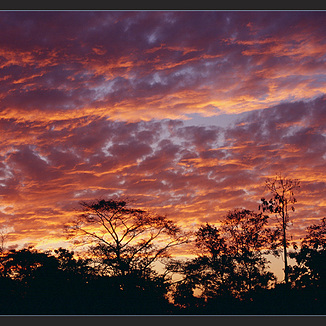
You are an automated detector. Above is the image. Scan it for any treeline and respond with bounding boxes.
[0,175,325,315]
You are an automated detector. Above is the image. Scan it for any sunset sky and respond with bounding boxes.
[0,11,325,262]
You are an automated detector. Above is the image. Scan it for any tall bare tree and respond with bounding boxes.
[260,174,300,285]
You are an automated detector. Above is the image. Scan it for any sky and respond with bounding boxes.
[0,11,325,260]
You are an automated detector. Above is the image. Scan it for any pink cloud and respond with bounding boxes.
[0,12,325,122]
[0,11,325,252]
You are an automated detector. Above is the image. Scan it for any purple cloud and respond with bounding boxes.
[0,11,325,251]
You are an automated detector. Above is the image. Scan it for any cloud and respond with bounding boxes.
[0,11,325,122]
[0,12,325,251]
[1,96,326,242]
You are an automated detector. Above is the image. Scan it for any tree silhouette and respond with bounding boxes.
[260,174,300,285]
[289,217,326,289]
[0,247,57,281]
[66,199,188,279]
[1,187,326,314]
[169,209,276,309]
[221,209,278,293]
[0,247,99,314]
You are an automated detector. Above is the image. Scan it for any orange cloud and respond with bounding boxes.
[0,11,325,259]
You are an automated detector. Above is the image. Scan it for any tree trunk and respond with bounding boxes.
[282,209,288,285]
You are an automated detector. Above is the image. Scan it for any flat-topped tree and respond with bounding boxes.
[66,199,188,279]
